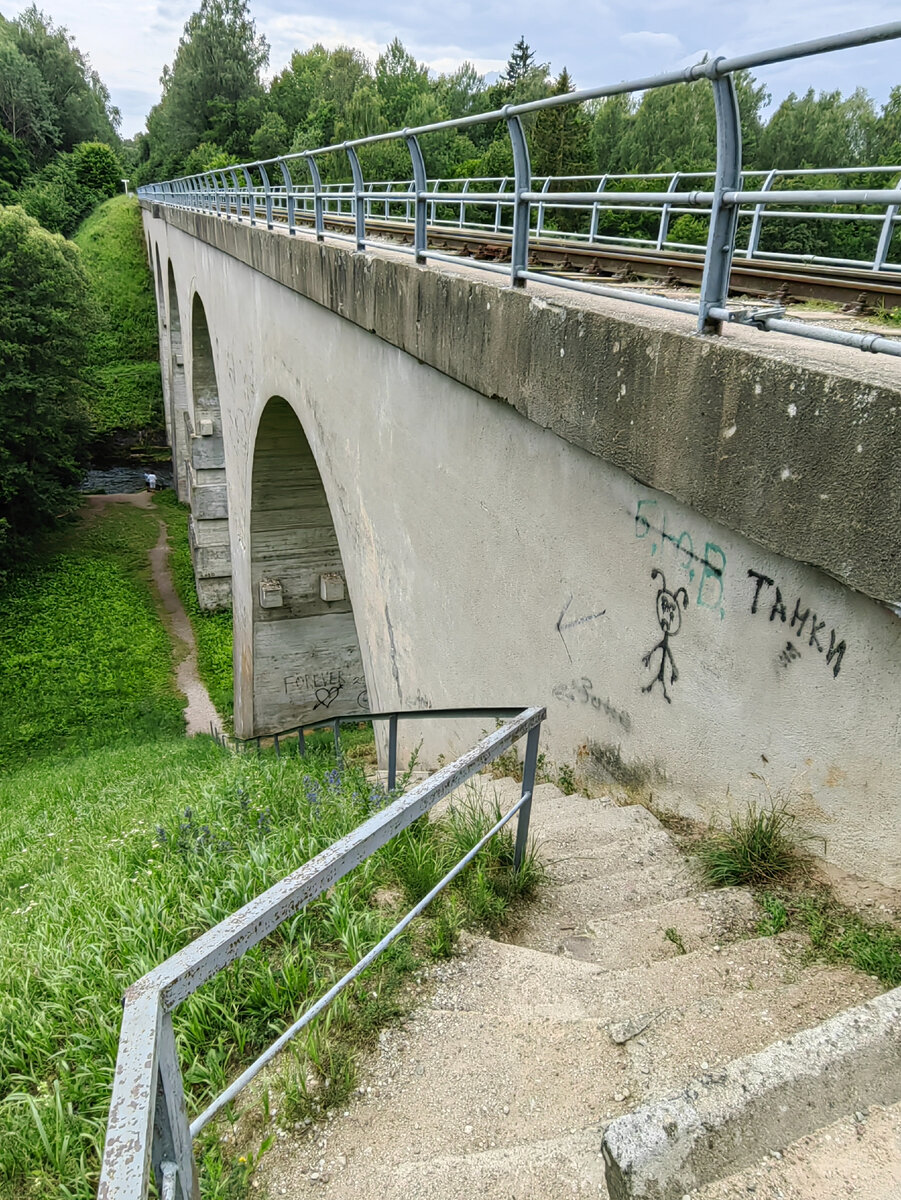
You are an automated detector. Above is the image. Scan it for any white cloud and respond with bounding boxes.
[619,30,683,56]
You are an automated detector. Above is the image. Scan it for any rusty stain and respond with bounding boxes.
[825,764,848,787]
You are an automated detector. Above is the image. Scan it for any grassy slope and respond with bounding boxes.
[73,195,164,437]
[0,502,183,769]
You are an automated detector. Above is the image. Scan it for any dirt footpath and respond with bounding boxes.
[84,493,221,736]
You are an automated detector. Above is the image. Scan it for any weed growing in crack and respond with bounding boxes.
[699,803,799,888]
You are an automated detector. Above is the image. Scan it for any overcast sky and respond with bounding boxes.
[4,0,900,139]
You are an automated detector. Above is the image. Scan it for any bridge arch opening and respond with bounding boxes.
[166,262,189,499]
[187,294,232,609]
[249,397,368,733]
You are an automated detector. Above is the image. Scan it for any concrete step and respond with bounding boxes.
[262,1125,609,1200]
[255,935,880,1195]
[690,1099,901,1200]
[582,888,761,970]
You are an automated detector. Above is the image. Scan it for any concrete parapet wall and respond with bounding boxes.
[142,206,901,888]
[149,204,900,607]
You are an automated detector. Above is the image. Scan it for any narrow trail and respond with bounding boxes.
[84,492,221,736]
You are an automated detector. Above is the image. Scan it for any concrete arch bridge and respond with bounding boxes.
[143,194,901,891]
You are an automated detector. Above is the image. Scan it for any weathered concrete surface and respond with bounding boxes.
[148,203,901,607]
[144,209,901,889]
[601,985,901,1200]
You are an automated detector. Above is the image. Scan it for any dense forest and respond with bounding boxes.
[129,0,901,188]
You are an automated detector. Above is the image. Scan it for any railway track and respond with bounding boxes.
[280,210,901,311]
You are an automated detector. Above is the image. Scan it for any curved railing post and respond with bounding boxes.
[277,159,295,234]
[459,177,470,228]
[656,172,682,249]
[588,175,609,243]
[745,167,777,258]
[698,65,742,333]
[873,171,901,271]
[506,114,532,285]
[258,163,273,230]
[305,154,325,240]
[229,169,243,221]
[536,176,552,238]
[494,176,507,232]
[405,132,427,262]
[242,167,255,226]
[346,144,366,250]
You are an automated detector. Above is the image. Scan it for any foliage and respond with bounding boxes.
[0,205,92,586]
[138,0,268,182]
[0,740,539,1197]
[698,803,799,887]
[0,499,183,767]
[0,6,119,165]
[17,140,122,236]
[154,491,235,717]
[73,194,164,435]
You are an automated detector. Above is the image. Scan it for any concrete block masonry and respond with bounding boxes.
[601,985,901,1200]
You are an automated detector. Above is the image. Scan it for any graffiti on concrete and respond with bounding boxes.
[283,669,369,708]
[642,569,689,704]
[778,641,802,668]
[552,677,632,732]
[747,570,847,677]
[556,593,607,661]
[635,496,726,618]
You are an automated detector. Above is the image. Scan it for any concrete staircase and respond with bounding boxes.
[256,779,887,1199]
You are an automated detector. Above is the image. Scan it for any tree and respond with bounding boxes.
[0,30,57,158]
[140,0,268,179]
[500,36,546,89]
[757,88,878,169]
[250,111,288,160]
[0,205,92,585]
[374,39,429,129]
[10,6,119,156]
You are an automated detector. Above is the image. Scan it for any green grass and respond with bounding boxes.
[154,492,235,718]
[73,195,164,437]
[756,890,900,988]
[698,803,799,888]
[0,502,183,769]
[0,742,540,1199]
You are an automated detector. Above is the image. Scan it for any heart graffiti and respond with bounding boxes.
[314,685,341,709]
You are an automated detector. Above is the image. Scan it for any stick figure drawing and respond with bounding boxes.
[641,569,689,703]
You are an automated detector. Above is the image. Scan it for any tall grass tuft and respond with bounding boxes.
[699,803,799,888]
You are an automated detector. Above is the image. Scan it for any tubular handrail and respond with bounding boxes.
[139,21,901,357]
[99,705,546,1199]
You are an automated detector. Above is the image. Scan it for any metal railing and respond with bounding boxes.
[98,705,545,1199]
[173,165,901,276]
[139,20,901,359]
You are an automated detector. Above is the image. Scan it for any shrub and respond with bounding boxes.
[699,803,798,887]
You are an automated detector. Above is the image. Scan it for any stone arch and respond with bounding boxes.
[248,397,369,733]
[166,262,190,499]
[187,293,232,609]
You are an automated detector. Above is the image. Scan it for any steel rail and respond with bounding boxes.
[99,706,545,1200]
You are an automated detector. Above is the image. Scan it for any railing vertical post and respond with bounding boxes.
[514,723,541,871]
[388,713,399,791]
[656,172,682,249]
[745,167,777,258]
[405,132,428,262]
[346,144,366,250]
[536,176,551,238]
[258,163,273,230]
[152,1012,199,1200]
[506,114,532,286]
[333,719,342,766]
[274,733,280,758]
[873,171,901,270]
[494,175,507,232]
[297,728,305,756]
[242,167,255,225]
[698,66,742,333]
[277,159,295,234]
[459,177,470,227]
[588,175,609,243]
[305,154,325,240]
